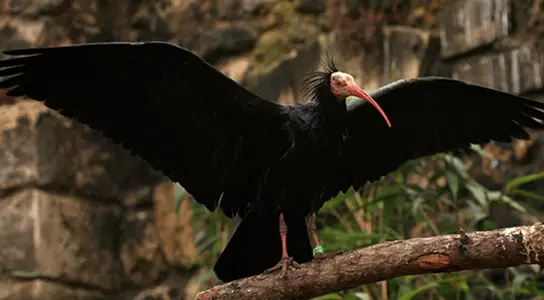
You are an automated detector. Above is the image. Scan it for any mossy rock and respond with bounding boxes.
[247,1,320,86]
[253,30,292,71]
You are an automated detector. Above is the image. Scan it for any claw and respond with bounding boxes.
[264,256,301,278]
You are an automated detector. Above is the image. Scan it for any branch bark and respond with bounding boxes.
[196,223,544,300]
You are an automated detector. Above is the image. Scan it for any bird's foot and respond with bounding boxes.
[264,256,301,279]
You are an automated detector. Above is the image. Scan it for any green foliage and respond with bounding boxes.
[505,172,544,202]
[312,150,544,299]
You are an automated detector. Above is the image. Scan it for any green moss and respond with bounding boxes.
[253,30,291,70]
[271,1,295,19]
[246,1,319,88]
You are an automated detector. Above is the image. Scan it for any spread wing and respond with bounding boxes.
[0,42,291,217]
[346,77,544,188]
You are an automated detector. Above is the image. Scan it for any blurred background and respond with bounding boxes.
[0,0,543,299]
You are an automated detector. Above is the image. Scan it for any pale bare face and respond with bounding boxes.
[330,71,356,99]
[329,70,392,128]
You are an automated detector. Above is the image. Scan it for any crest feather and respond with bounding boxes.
[300,53,339,103]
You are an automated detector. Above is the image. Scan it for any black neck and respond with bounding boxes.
[313,93,348,132]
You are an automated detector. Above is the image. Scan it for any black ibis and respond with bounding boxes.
[0,42,542,283]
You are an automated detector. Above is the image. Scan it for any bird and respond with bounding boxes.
[0,41,542,283]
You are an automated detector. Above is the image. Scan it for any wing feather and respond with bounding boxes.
[346,77,544,188]
[0,42,290,217]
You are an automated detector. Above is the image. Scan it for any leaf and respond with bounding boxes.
[321,190,348,212]
[465,180,488,208]
[411,196,425,216]
[444,154,470,181]
[196,232,220,255]
[466,201,489,229]
[367,185,405,208]
[497,194,527,213]
[444,170,459,199]
[353,292,371,300]
[312,294,343,300]
[505,172,544,193]
[509,189,544,201]
[399,282,439,300]
[511,274,530,292]
[458,279,470,292]
[529,264,541,274]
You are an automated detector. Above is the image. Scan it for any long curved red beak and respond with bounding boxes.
[347,83,392,127]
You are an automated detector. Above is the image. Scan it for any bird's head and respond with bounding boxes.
[302,58,391,128]
[329,71,390,127]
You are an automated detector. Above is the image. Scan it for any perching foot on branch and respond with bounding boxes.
[264,256,301,278]
[263,213,301,278]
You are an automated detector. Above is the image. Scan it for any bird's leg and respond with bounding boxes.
[308,212,325,259]
[308,212,340,260]
[264,213,301,278]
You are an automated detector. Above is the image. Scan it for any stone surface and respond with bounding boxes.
[418,33,454,78]
[0,189,122,291]
[242,0,322,102]
[330,30,384,92]
[181,24,258,64]
[0,189,37,273]
[125,272,190,300]
[296,0,326,15]
[154,182,198,268]
[452,43,543,94]
[242,0,280,13]
[452,52,510,92]
[382,26,431,84]
[0,278,110,300]
[192,26,258,64]
[216,55,252,82]
[245,40,321,103]
[438,0,512,58]
[3,0,69,16]
[0,18,46,53]
[131,284,180,300]
[120,209,168,287]
[508,43,544,94]
[0,101,164,201]
[212,0,280,19]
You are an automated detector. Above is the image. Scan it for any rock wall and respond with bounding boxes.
[0,101,198,299]
[0,0,543,299]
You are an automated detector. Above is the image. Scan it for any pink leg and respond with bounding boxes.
[264,213,301,278]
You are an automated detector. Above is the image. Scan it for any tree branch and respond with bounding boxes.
[196,223,544,300]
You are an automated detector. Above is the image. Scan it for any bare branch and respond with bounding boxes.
[196,223,544,300]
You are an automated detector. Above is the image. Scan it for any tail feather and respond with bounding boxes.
[213,209,313,282]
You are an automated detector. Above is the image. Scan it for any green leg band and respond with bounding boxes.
[313,245,324,255]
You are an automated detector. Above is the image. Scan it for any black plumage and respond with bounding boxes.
[0,42,542,282]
